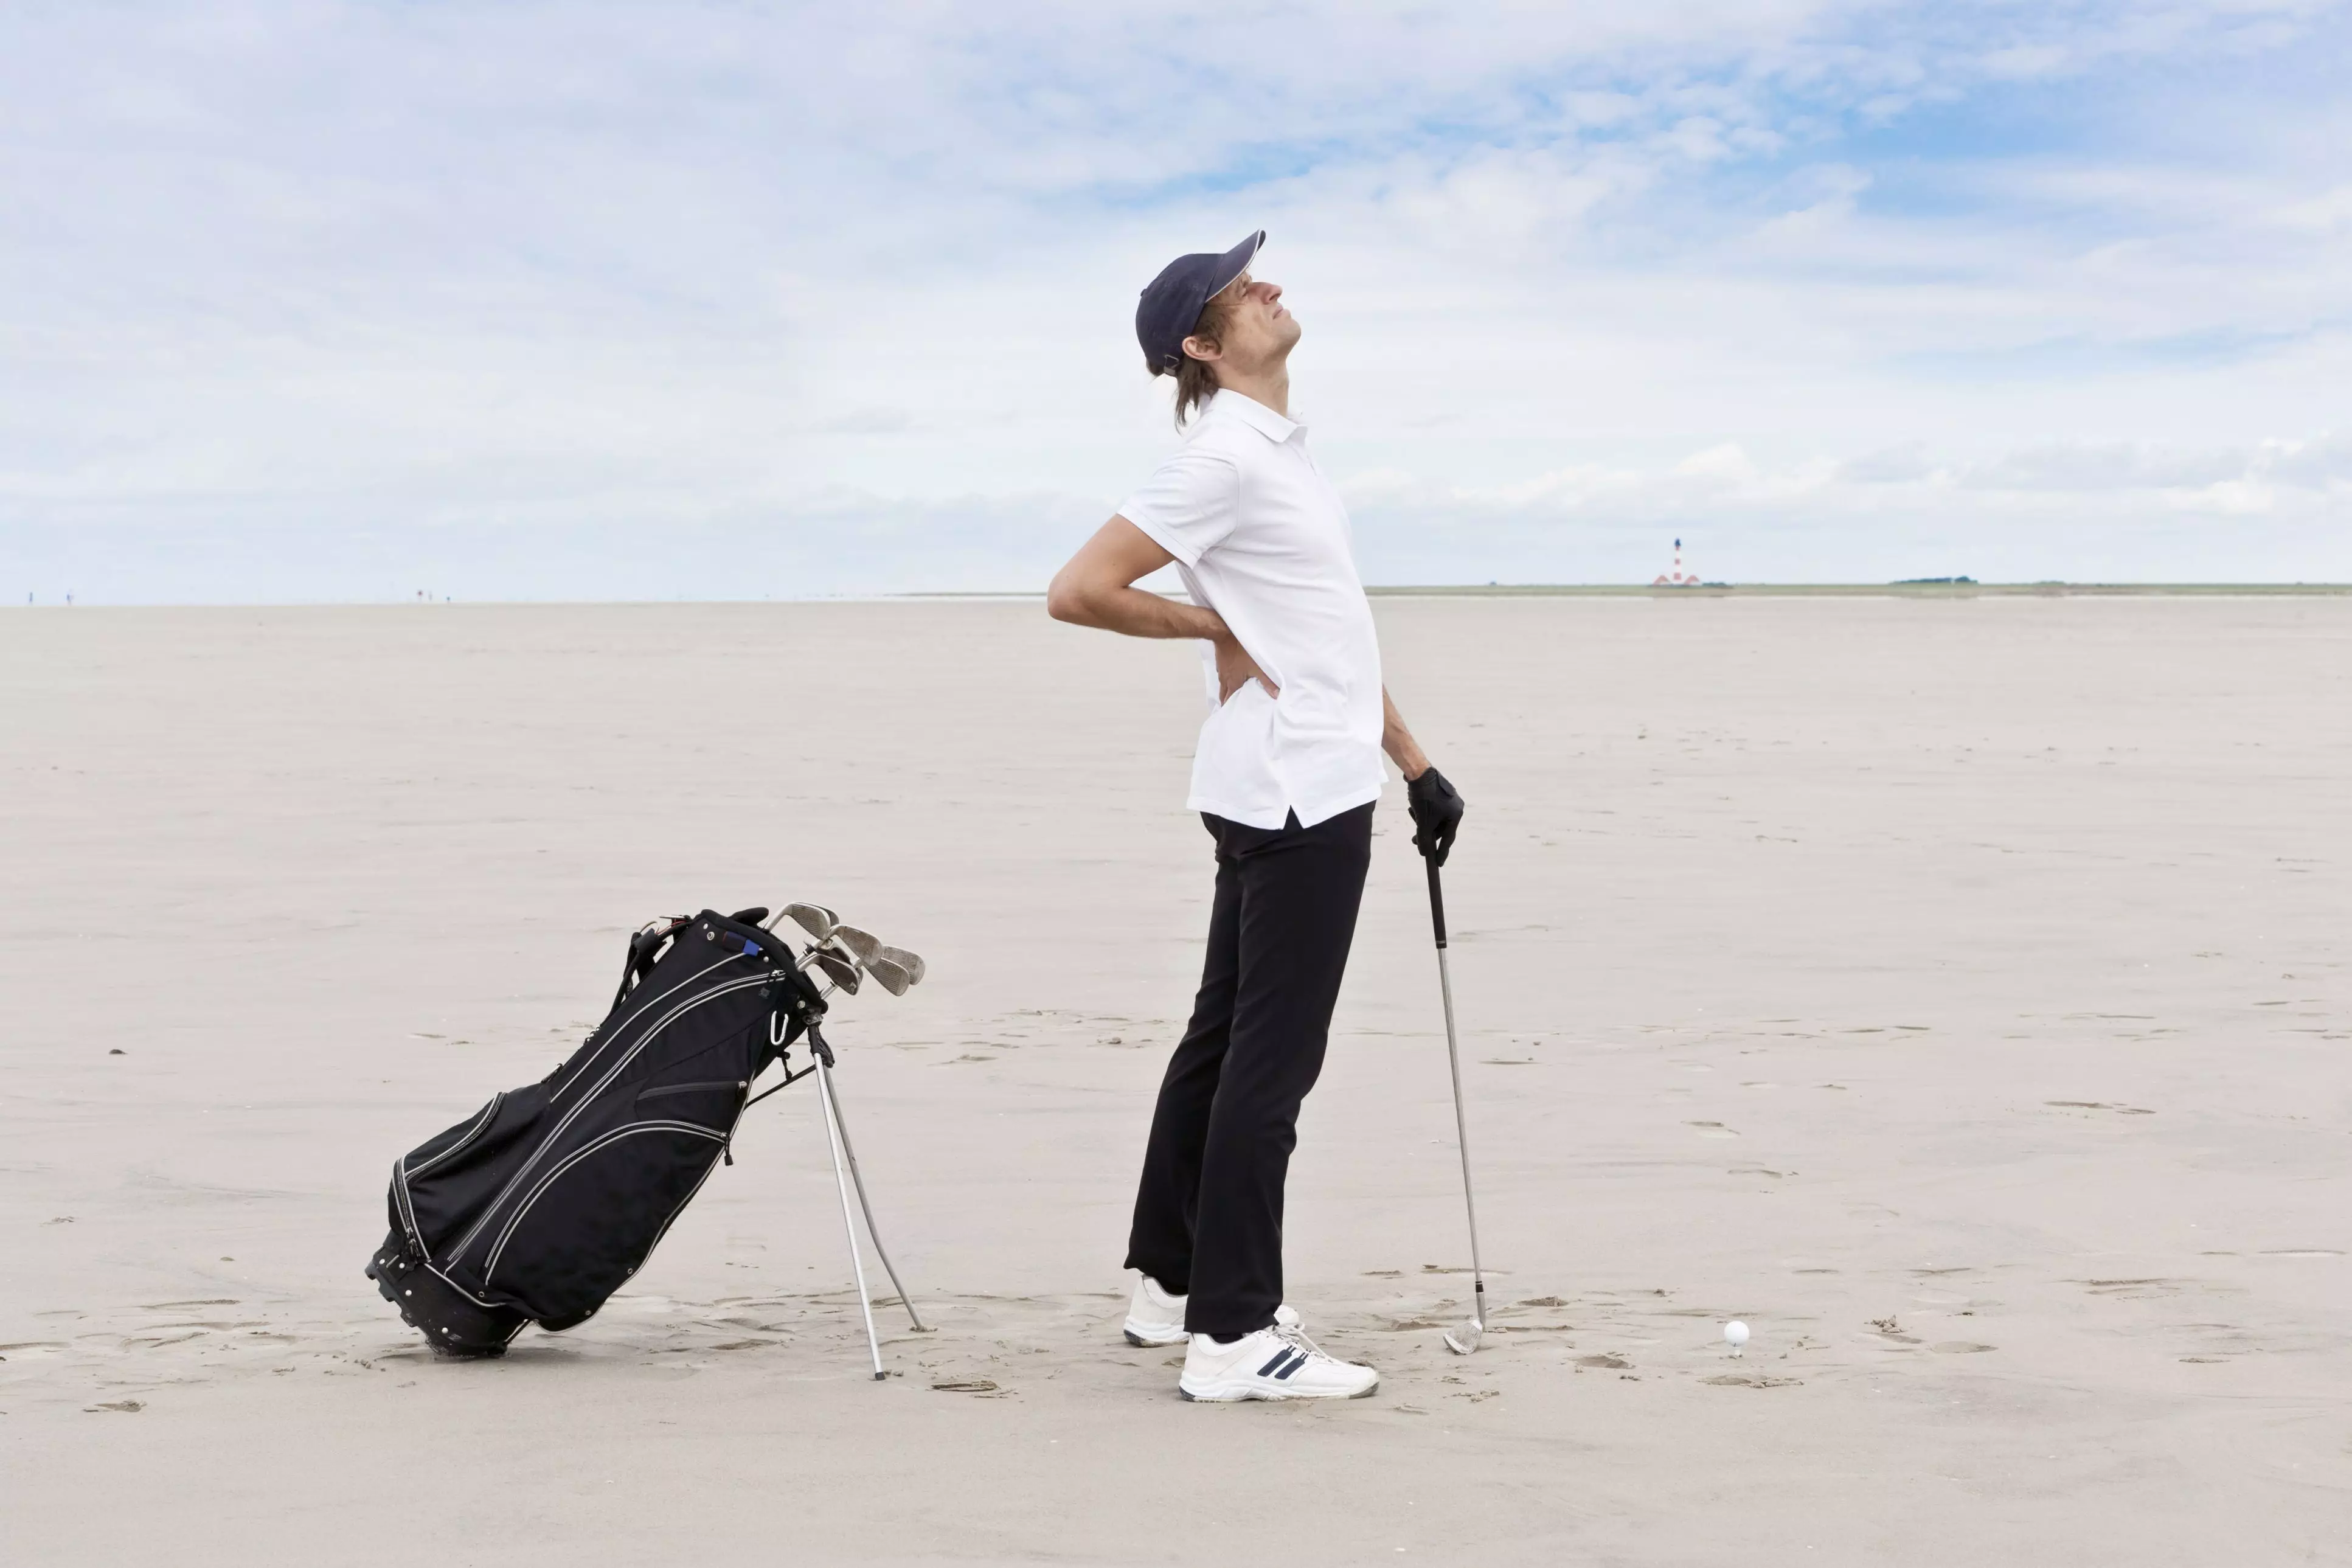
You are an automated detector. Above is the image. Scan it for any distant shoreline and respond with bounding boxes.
[907,582,2352,600]
[1358,582,2352,598]
[10,583,2348,609]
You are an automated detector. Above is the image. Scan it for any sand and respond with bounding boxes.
[2,596,2347,1565]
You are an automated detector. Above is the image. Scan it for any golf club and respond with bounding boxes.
[805,946,862,995]
[861,953,914,997]
[778,907,926,999]
[775,902,840,944]
[829,923,884,968]
[1426,857,1489,1355]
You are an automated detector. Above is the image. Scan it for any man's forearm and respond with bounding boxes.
[1382,687,1430,780]
[1045,515,1228,641]
[1053,582,1224,642]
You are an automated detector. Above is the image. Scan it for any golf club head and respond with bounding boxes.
[777,902,839,943]
[829,924,883,968]
[808,946,861,995]
[1443,1317,1483,1355]
[862,954,914,997]
[875,944,925,986]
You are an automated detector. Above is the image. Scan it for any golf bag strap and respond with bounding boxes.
[612,917,691,1010]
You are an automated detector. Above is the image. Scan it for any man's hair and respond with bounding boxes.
[1171,285,1239,429]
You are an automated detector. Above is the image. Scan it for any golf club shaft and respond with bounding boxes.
[1429,859,1488,1328]
[816,1058,887,1379]
[821,1075,928,1332]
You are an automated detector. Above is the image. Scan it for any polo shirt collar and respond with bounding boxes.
[1210,390,1302,443]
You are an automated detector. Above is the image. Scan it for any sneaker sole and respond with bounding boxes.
[1177,1378,1379,1403]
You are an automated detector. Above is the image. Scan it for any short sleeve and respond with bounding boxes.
[1117,446,1241,566]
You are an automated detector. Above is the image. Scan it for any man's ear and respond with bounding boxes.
[1179,334,1223,364]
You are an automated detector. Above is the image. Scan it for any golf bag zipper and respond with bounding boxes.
[634,1080,746,1100]
[446,963,775,1265]
[550,949,743,1101]
[482,1119,729,1283]
[402,1092,505,1181]
[390,1091,509,1253]
[636,1080,752,1163]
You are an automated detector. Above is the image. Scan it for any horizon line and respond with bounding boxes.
[8,581,2351,609]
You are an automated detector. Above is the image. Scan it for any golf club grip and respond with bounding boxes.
[1424,857,1448,949]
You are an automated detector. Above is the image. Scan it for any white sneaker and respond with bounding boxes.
[1123,1274,1189,1346]
[1122,1275,1302,1347]
[1178,1321,1378,1402]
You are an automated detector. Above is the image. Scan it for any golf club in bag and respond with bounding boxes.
[1425,859,1491,1354]
[367,905,926,1376]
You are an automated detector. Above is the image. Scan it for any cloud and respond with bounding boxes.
[1,1,2348,600]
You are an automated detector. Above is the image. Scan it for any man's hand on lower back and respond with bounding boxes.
[1213,633,1279,702]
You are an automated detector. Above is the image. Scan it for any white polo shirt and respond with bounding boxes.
[1117,390,1386,830]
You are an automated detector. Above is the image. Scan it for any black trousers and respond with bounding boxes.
[1124,802,1373,1337]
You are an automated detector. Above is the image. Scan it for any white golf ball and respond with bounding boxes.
[1724,1320,1750,1348]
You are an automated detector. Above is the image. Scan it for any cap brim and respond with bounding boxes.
[1205,230,1266,299]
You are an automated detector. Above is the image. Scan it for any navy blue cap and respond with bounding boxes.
[1135,231,1265,376]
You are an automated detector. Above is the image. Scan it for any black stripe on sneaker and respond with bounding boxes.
[1256,1349,1292,1378]
[1274,1350,1307,1380]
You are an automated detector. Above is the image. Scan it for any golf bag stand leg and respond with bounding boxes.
[811,1032,887,1379]
[817,1067,928,1332]
[1427,858,1490,1349]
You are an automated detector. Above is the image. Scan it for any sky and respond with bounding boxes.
[2,1,2347,602]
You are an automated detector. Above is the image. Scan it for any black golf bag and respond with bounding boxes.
[368,907,827,1357]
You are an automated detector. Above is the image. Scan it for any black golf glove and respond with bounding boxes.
[1406,766,1464,867]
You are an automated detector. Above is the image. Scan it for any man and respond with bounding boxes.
[1046,231,1465,1402]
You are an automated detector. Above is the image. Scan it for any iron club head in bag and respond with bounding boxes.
[775,902,841,944]
[876,944,925,987]
[807,946,862,995]
[828,923,884,968]
[861,952,914,996]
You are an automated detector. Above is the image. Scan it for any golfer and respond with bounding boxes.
[1047,231,1465,1401]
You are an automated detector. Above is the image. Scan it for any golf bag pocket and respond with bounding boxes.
[477,1119,732,1323]
[395,1084,553,1254]
[634,1079,748,1111]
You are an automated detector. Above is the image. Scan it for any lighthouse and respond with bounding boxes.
[1653,538,1701,587]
